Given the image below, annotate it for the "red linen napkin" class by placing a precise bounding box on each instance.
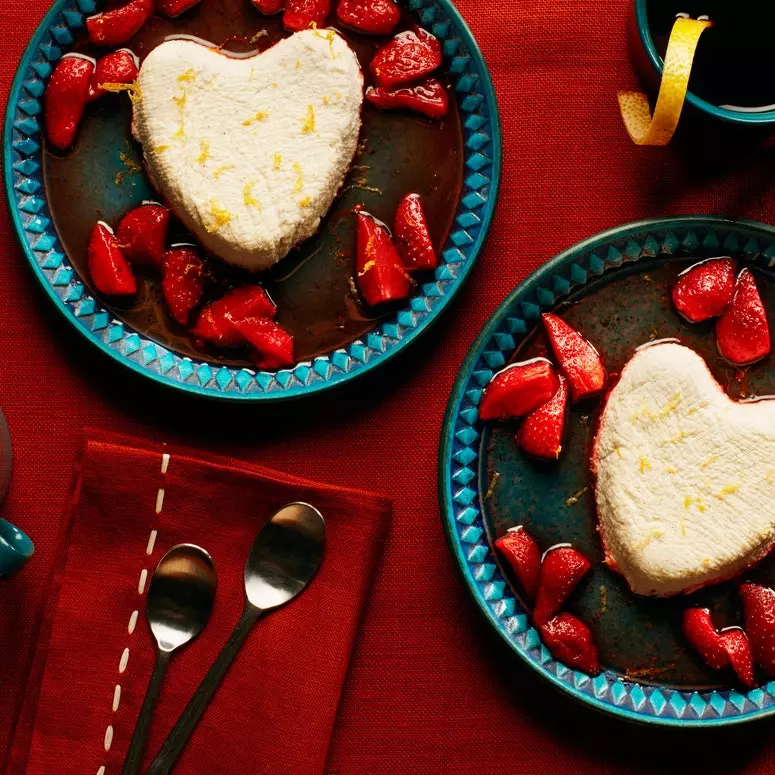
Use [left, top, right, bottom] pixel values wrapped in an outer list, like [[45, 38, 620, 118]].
[[4, 429, 391, 775]]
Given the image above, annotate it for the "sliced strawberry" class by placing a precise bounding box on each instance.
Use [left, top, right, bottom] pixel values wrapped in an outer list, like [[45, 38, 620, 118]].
[[337, 0, 400, 34], [116, 203, 170, 269], [44, 54, 95, 151], [479, 358, 559, 422], [251, 0, 285, 11], [538, 613, 600, 676], [672, 257, 737, 323], [720, 628, 756, 688], [162, 246, 205, 326], [681, 607, 729, 671], [740, 582, 775, 676], [494, 527, 541, 604], [284, 0, 330, 29], [371, 28, 442, 89], [394, 193, 436, 272], [192, 286, 277, 348], [88, 49, 139, 101], [235, 318, 295, 370], [88, 222, 136, 296], [533, 545, 591, 627], [355, 212, 411, 307], [157, 0, 203, 16], [366, 78, 449, 119], [517, 374, 568, 461], [86, 0, 154, 46], [716, 268, 771, 366], [541, 313, 606, 402]]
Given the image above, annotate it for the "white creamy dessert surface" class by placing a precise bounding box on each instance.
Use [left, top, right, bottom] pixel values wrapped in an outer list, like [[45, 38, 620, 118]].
[[133, 29, 364, 271], [594, 342, 775, 597]]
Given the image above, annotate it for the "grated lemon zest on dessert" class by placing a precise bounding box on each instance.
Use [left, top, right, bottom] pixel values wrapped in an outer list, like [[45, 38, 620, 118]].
[[683, 495, 705, 512], [205, 199, 232, 233], [152, 144, 170, 154], [703, 558, 711, 567], [656, 392, 681, 418], [639, 456, 652, 473], [298, 196, 311, 207], [565, 487, 588, 507], [178, 68, 197, 83], [242, 111, 268, 126], [272, 82, 278, 88], [243, 182, 261, 208], [767, 469, 775, 484], [614, 446, 623, 459], [172, 84, 188, 138], [273, 153, 282, 170], [322, 96, 329, 105], [684, 495, 692, 510], [701, 455, 719, 470], [300, 105, 316, 133], [635, 530, 664, 550], [680, 517, 687, 536], [714, 484, 741, 500], [213, 164, 235, 179], [296, 59, 301, 69], [118, 151, 142, 174], [197, 139, 210, 165], [358, 260, 375, 277], [99, 80, 142, 103], [249, 29, 268, 43], [665, 465, 677, 474], [314, 28, 337, 57], [292, 162, 303, 193]]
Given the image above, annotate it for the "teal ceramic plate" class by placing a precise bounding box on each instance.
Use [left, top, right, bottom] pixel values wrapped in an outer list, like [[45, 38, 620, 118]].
[[4, 0, 500, 401], [440, 216, 775, 726]]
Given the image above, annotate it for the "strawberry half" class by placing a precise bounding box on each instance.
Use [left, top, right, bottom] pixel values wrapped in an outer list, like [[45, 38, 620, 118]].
[[86, 0, 154, 47], [235, 318, 295, 370], [672, 257, 737, 323], [740, 582, 775, 676], [88, 49, 139, 101], [45, 54, 94, 151], [192, 286, 277, 348], [394, 193, 437, 272], [517, 374, 568, 461], [533, 545, 591, 627], [355, 212, 412, 307], [681, 607, 729, 670], [252, 0, 285, 12], [162, 246, 205, 326], [370, 28, 442, 89], [116, 203, 171, 269], [479, 358, 559, 422], [88, 222, 136, 296], [720, 628, 756, 688], [541, 313, 606, 403], [366, 78, 449, 119], [538, 613, 600, 676], [157, 0, 203, 16], [336, 0, 400, 34], [284, 0, 331, 30], [716, 268, 771, 366], [494, 526, 541, 604]]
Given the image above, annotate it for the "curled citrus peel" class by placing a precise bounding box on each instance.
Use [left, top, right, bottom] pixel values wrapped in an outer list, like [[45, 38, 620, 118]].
[[618, 17, 712, 146]]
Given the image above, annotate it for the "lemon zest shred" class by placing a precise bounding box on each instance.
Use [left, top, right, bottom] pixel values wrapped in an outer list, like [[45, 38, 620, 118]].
[[99, 80, 142, 103], [196, 140, 210, 165], [205, 199, 232, 233], [177, 68, 197, 83], [358, 260, 375, 277], [639, 456, 652, 473], [213, 164, 235, 179], [242, 111, 268, 126], [300, 105, 316, 133], [700, 455, 718, 470], [715, 484, 741, 500], [298, 196, 311, 207], [243, 182, 261, 208], [273, 153, 282, 170], [293, 162, 303, 193], [152, 144, 170, 154]]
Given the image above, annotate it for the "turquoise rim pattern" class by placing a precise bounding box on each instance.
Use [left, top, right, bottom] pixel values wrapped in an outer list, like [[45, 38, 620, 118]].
[[3, 0, 501, 401], [440, 216, 775, 727]]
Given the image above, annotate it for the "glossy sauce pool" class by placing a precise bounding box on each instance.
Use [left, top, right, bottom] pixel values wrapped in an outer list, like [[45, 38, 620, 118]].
[[43, 0, 464, 366]]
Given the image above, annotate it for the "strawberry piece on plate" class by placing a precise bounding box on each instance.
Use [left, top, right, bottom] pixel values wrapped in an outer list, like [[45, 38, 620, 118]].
[[538, 613, 600, 676], [116, 203, 170, 269], [494, 526, 541, 604], [158, 0, 203, 16], [716, 268, 771, 366], [533, 545, 591, 626], [740, 582, 775, 676], [162, 246, 205, 326], [44, 54, 94, 151], [251, 0, 285, 12], [284, 0, 331, 30], [192, 286, 277, 348], [86, 0, 154, 46], [720, 628, 756, 688], [355, 212, 412, 307], [88, 49, 139, 101], [366, 78, 449, 119], [681, 607, 729, 670], [336, 0, 400, 34], [235, 318, 295, 369], [394, 193, 437, 272], [542, 313, 606, 402], [517, 374, 569, 461], [671, 257, 737, 323], [88, 222, 136, 296], [371, 28, 442, 89], [479, 358, 559, 422]]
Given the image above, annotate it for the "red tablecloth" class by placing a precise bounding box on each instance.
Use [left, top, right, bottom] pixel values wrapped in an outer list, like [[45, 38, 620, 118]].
[[3, 1, 775, 773]]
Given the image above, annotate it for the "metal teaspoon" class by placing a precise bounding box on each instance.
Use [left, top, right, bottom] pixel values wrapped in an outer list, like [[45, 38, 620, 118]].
[[120, 544, 216, 775], [146, 502, 326, 775]]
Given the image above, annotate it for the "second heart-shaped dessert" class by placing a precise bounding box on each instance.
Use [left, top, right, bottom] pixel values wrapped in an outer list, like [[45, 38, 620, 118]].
[[133, 29, 363, 271], [593, 341, 775, 597]]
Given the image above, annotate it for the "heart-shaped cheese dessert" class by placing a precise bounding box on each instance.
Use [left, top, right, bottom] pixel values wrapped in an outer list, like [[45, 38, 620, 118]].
[[133, 30, 363, 271], [594, 342, 775, 597]]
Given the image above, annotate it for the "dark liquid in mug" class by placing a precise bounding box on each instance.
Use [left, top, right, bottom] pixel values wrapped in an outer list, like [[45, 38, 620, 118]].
[[648, 0, 775, 109]]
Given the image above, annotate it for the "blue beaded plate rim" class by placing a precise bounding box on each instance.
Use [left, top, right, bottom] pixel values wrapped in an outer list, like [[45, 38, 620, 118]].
[[439, 215, 775, 727], [3, 0, 501, 401]]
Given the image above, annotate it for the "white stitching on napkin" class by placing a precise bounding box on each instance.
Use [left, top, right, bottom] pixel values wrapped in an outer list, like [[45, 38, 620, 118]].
[[97, 766, 105, 775], [155, 489, 165, 514], [112, 684, 121, 712], [146, 530, 158, 555], [119, 647, 130, 674], [137, 568, 148, 595], [128, 610, 138, 635], [103, 725, 113, 752]]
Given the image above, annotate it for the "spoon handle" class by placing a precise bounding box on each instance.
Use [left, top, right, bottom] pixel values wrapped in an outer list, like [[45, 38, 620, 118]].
[[121, 650, 170, 775], [146, 604, 261, 775]]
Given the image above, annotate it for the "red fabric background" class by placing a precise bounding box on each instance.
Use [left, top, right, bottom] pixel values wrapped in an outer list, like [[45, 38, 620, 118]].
[[3, 1, 775, 773]]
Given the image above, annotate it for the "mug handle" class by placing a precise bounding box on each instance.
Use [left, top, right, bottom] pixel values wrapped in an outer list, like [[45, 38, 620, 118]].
[[0, 518, 34, 578]]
